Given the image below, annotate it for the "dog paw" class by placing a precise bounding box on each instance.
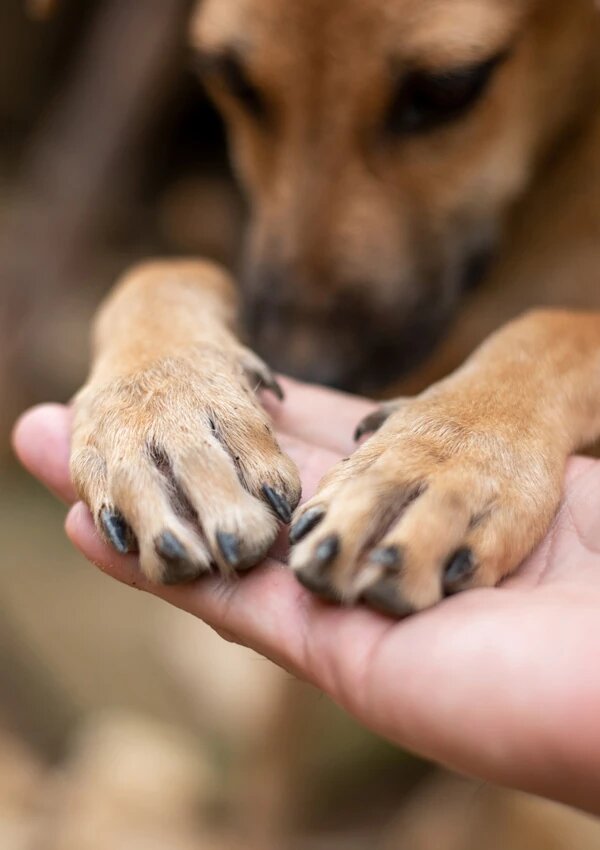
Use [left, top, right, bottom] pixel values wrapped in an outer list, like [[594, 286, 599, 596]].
[[290, 392, 564, 617], [71, 346, 300, 584]]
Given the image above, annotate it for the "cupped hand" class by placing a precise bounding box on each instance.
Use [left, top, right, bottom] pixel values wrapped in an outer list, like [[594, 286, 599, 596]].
[[12, 378, 600, 814]]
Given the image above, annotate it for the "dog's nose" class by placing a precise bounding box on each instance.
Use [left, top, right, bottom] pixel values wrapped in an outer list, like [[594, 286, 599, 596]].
[[254, 331, 355, 388], [241, 273, 452, 392], [242, 283, 307, 338], [243, 305, 358, 388]]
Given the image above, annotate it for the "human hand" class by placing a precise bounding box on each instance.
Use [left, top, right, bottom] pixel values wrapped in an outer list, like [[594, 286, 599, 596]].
[[13, 378, 600, 814]]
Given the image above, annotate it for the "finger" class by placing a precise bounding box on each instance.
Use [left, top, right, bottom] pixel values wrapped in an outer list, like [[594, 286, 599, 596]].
[[65, 500, 392, 685], [66, 502, 149, 589], [276, 433, 342, 503], [67, 452, 600, 814], [12, 404, 77, 504], [263, 376, 376, 456]]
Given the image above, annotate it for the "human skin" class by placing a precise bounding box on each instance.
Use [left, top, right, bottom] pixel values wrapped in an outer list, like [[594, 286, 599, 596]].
[[12, 378, 600, 814]]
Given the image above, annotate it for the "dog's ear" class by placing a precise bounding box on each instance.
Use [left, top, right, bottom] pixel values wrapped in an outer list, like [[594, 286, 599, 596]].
[[25, 0, 59, 21]]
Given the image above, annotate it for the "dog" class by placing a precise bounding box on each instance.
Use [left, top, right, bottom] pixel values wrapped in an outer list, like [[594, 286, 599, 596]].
[[70, 0, 600, 617]]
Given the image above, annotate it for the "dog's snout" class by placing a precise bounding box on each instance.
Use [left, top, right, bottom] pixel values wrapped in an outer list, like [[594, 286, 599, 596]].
[[241, 268, 452, 392], [242, 288, 343, 386], [242, 266, 330, 345], [242, 282, 292, 339], [243, 266, 332, 323]]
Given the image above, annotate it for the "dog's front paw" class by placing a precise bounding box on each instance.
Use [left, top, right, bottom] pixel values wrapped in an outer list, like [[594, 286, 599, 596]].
[[71, 347, 300, 584], [290, 392, 564, 617]]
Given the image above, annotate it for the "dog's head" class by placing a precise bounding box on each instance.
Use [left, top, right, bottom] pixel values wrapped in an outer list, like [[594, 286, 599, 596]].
[[191, 0, 596, 390]]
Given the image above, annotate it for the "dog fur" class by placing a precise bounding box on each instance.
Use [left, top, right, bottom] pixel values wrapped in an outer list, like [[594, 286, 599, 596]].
[[71, 0, 600, 616]]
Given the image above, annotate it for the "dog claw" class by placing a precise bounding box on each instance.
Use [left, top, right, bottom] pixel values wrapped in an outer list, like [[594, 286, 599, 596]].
[[294, 534, 341, 601], [362, 574, 415, 618], [314, 534, 340, 565], [100, 508, 136, 555], [216, 530, 271, 573], [156, 531, 187, 560], [262, 484, 292, 523], [216, 531, 242, 569], [295, 564, 339, 602], [246, 367, 285, 401], [260, 374, 285, 402], [354, 408, 393, 442], [369, 546, 401, 568], [444, 548, 476, 596], [155, 532, 203, 585], [289, 507, 326, 545]]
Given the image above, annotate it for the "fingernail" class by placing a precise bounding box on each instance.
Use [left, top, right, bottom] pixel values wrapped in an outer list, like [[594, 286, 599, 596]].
[[289, 507, 326, 545], [262, 485, 292, 524]]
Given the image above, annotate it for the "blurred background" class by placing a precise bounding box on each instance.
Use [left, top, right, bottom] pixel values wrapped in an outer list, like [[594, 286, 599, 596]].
[[2, 1, 600, 848]]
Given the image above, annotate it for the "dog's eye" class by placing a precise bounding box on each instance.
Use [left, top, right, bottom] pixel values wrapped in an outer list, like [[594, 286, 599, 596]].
[[385, 53, 507, 136], [195, 52, 267, 121]]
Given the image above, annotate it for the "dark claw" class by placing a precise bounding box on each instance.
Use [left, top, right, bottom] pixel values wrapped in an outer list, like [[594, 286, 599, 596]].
[[261, 375, 285, 402], [155, 532, 203, 585], [444, 548, 476, 596], [315, 534, 340, 565], [289, 508, 326, 545], [362, 574, 415, 619], [217, 529, 273, 573], [294, 534, 341, 602], [262, 485, 292, 524], [216, 531, 242, 569], [369, 546, 401, 569], [295, 565, 340, 603], [157, 531, 187, 561], [100, 508, 136, 555], [250, 370, 285, 401], [354, 408, 393, 442]]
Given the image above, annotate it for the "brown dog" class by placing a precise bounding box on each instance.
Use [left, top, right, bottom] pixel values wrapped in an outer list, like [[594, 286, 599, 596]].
[[71, 0, 600, 616]]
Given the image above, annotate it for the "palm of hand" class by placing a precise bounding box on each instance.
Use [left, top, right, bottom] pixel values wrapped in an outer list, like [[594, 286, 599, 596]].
[[13, 378, 600, 813]]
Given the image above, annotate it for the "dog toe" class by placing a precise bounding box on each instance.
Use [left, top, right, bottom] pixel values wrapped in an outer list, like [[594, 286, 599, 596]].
[[290, 392, 562, 617], [71, 355, 301, 584]]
